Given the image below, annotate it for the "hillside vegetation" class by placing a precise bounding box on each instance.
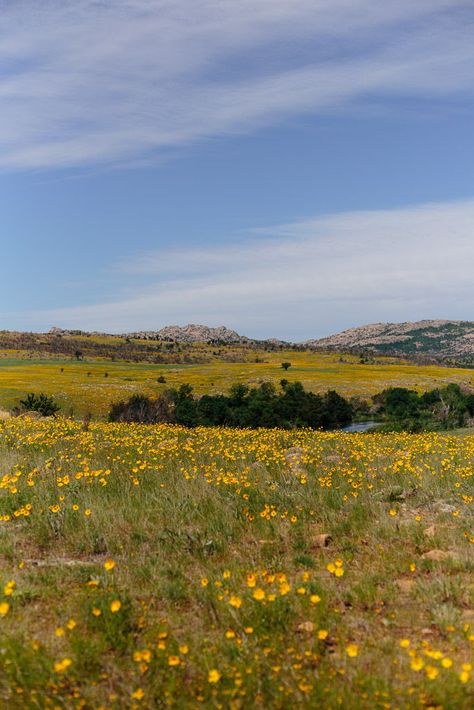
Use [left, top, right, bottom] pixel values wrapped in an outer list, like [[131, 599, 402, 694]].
[[308, 321, 474, 364], [0, 417, 473, 708], [1, 349, 473, 418]]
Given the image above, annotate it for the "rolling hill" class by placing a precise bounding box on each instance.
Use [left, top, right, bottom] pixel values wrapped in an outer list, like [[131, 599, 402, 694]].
[[306, 320, 474, 361]]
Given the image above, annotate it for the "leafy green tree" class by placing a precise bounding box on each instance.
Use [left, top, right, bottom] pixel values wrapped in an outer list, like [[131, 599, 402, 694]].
[[322, 390, 353, 428], [172, 384, 199, 427], [435, 384, 470, 428], [197, 394, 230, 426]]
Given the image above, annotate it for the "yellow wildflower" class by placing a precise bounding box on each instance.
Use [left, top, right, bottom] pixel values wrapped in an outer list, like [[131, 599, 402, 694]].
[[346, 644, 358, 658], [410, 657, 424, 672], [208, 669, 221, 684], [54, 658, 72, 673]]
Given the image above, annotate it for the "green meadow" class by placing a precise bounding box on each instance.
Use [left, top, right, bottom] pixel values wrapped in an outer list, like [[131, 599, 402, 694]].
[[0, 348, 473, 418]]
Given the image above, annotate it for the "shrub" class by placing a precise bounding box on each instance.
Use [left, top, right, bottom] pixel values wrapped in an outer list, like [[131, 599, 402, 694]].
[[19, 393, 60, 417], [109, 393, 174, 424]]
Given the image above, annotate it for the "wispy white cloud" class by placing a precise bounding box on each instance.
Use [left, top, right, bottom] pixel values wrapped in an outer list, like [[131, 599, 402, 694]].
[[15, 198, 474, 339], [1, 1, 474, 169]]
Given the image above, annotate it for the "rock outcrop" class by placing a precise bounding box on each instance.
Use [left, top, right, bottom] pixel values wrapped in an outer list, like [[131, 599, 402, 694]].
[[305, 320, 474, 360], [127, 324, 249, 344]]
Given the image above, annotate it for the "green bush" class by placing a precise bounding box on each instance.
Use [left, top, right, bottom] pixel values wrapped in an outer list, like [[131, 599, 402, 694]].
[[19, 393, 60, 417]]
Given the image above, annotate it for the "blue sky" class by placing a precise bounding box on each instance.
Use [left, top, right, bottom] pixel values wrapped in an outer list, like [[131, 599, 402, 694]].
[[2, 0, 474, 340]]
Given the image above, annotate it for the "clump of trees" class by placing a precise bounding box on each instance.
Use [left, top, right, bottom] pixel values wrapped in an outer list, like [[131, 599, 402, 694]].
[[109, 381, 353, 430], [373, 384, 474, 431]]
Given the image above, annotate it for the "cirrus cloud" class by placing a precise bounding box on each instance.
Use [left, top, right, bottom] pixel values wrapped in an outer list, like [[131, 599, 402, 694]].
[[1, 1, 474, 170]]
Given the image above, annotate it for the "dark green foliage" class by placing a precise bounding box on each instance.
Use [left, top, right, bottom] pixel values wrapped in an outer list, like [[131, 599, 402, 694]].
[[375, 383, 473, 431], [170, 384, 199, 427], [19, 392, 60, 417], [466, 393, 474, 416], [281, 362, 291, 370], [322, 390, 354, 428], [108, 381, 353, 430], [196, 394, 230, 426]]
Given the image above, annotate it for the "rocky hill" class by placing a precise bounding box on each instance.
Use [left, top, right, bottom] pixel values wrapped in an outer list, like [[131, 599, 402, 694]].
[[46, 320, 474, 361], [127, 324, 250, 344], [306, 320, 474, 361]]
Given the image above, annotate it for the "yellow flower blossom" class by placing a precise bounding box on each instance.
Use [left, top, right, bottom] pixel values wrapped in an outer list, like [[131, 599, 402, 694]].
[[425, 665, 439, 680], [410, 657, 424, 672], [208, 669, 221, 683], [54, 658, 72, 673], [346, 644, 358, 658]]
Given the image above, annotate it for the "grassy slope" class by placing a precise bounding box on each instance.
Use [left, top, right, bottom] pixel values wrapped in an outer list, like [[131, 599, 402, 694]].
[[0, 418, 473, 708], [1, 350, 473, 418]]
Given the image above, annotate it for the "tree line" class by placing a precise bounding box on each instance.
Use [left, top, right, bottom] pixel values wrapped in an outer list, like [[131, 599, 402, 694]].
[[108, 381, 353, 429], [373, 383, 474, 431], [13, 381, 474, 432]]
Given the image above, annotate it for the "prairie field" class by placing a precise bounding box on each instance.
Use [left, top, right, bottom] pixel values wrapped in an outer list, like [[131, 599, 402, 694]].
[[0, 417, 472, 708], [0, 349, 473, 418]]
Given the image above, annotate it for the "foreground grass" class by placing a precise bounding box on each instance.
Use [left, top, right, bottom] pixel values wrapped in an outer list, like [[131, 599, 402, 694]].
[[0, 418, 473, 709], [1, 350, 473, 417]]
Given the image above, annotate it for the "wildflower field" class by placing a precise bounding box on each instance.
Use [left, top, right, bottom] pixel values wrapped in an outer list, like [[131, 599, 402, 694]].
[[0, 350, 473, 418], [0, 417, 472, 708]]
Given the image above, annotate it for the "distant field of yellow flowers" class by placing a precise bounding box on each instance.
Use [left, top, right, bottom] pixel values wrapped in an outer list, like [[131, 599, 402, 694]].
[[0, 417, 472, 708], [0, 349, 473, 417]]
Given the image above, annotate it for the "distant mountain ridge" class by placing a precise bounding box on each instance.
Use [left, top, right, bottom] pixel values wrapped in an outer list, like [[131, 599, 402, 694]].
[[305, 320, 474, 360], [128, 324, 248, 344], [48, 324, 288, 346], [47, 319, 474, 360]]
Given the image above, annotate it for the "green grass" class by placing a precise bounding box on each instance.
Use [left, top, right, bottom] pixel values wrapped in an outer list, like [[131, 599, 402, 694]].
[[0, 417, 473, 708], [1, 349, 473, 418]]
